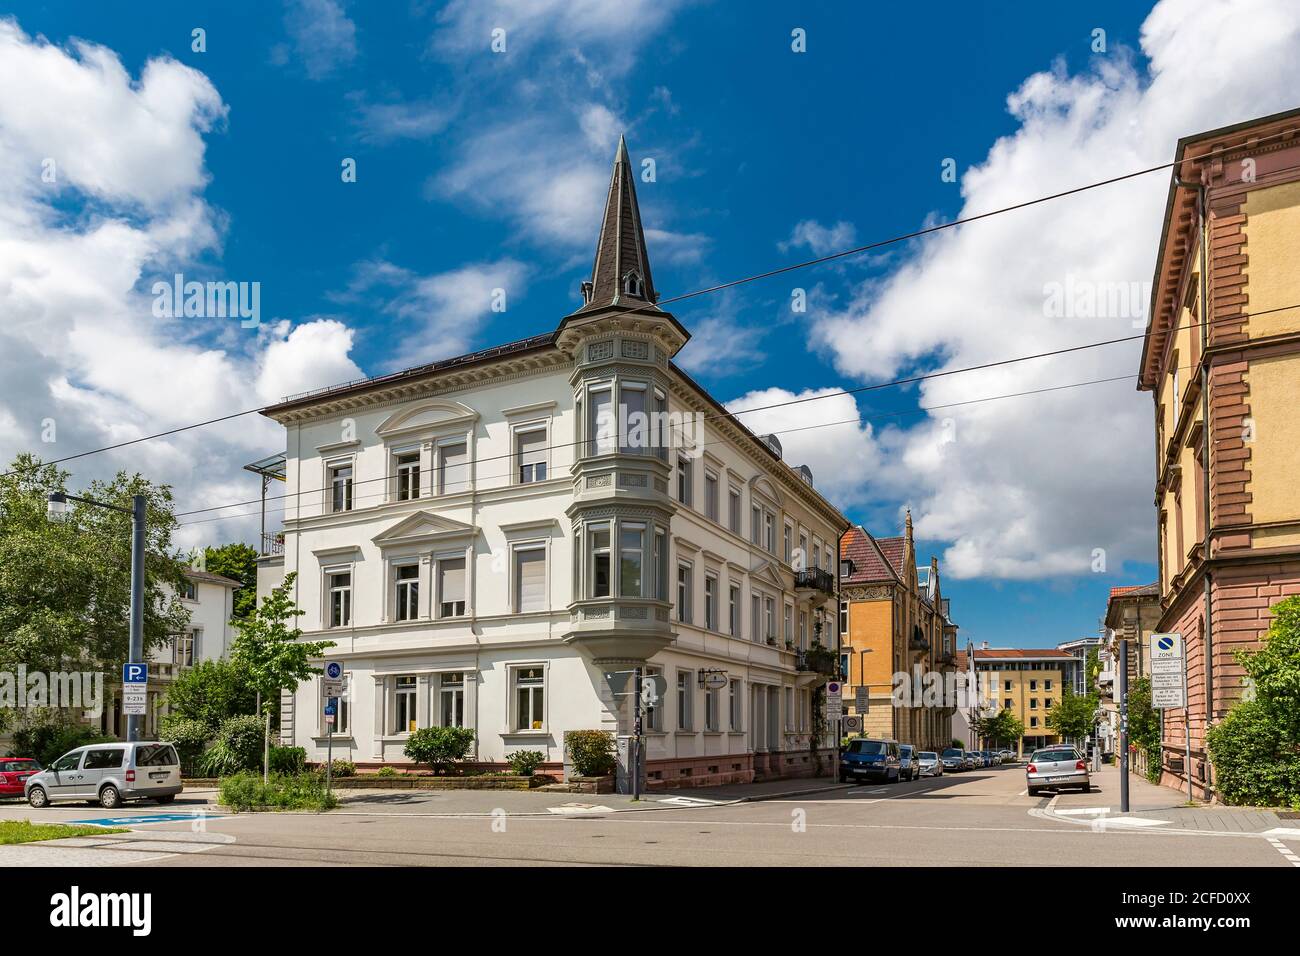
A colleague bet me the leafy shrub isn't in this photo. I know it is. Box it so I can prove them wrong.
[218,771,337,812]
[269,746,306,775]
[159,715,211,776]
[9,711,113,766]
[200,714,264,776]
[1208,700,1300,806]
[376,766,397,777]
[162,659,258,734]
[507,750,546,776]
[564,730,615,777]
[329,759,356,777]
[404,726,475,774]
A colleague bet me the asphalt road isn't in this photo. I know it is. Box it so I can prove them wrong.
[4,763,1291,867]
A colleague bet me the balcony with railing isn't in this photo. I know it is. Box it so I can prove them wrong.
[261,531,285,556]
[793,567,835,606]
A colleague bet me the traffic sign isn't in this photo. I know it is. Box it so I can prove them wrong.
[825,681,843,721]
[122,663,147,684]
[122,686,147,716]
[1149,632,1186,709]
[322,660,345,696]
[854,686,870,713]
[844,714,863,733]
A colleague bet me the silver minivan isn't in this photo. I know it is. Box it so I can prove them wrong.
[25,742,183,809]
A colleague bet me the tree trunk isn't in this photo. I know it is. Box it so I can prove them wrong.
[263,707,271,786]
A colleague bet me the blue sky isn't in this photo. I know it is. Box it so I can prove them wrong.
[4,1,1297,647]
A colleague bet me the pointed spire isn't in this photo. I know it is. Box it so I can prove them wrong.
[578,135,658,312]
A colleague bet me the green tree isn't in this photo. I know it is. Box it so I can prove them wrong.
[1208,596,1300,806]
[973,707,1024,749]
[1046,688,1098,741]
[203,542,259,621]
[0,453,191,689]
[1126,677,1163,782]
[162,659,257,732]
[232,572,333,782]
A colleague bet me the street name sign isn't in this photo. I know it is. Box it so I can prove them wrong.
[1149,632,1186,709]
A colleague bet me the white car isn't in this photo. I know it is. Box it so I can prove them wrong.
[916,751,943,777]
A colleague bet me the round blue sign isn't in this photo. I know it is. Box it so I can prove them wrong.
[325,661,343,679]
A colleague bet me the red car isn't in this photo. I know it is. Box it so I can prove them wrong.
[0,758,43,797]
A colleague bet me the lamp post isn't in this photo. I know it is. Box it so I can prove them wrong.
[48,491,147,742]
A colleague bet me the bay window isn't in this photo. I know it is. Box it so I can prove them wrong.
[589,386,615,455]
[654,530,667,601]
[619,525,644,597]
[619,383,647,453]
[590,524,611,597]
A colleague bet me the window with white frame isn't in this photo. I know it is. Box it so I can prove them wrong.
[394,675,417,734]
[799,609,809,648]
[798,533,808,569]
[729,583,740,635]
[705,684,720,731]
[438,442,469,495]
[784,687,793,730]
[513,666,545,731]
[784,521,793,563]
[172,629,196,667]
[728,487,741,533]
[784,603,793,644]
[812,541,821,570]
[619,525,644,597]
[590,523,611,598]
[328,462,353,513]
[437,557,466,618]
[394,451,421,501]
[704,574,718,630]
[589,386,615,455]
[839,601,849,636]
[515,546,547,612]
[652,388,668,459]
[644,665,664,731]
[328,570,351,628]
[676,670,693,730]
[619,382,648,454]
[798,690,808,732]
[750,505,761,545]
[440,672,465,727]
[676,563,692,624]
[750,593,761,642]
[729,678,742,731]
[764,510,775,553]
[676,455,692,506]
[394,563,420,621]
[180,579,197,601]
[704,471,719,522]
[515,427,548,483]
[764,596,776,641]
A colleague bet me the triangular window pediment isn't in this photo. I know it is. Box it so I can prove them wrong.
[372,510,476,546]
[751,559,786,588]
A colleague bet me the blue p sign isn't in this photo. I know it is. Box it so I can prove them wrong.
[122,663,147,684]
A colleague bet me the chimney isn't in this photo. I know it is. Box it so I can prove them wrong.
[981,641,989,651]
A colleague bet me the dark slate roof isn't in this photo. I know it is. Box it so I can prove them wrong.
[576,135,659,313]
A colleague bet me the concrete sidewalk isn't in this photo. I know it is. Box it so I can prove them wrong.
[1046,763,1294,835]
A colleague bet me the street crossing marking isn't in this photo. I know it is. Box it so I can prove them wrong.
[1267,837,1300,866]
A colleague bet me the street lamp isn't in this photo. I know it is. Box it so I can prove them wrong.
[47,490,148,742]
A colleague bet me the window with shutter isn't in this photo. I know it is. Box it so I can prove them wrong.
[516,429,547,483]
[515,547,546,612]
[439,442,468,494]
[438,558,466,617]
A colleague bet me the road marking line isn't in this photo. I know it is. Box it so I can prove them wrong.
[1053,807,1110,816]
[1261,827,1300,839]
[1267,837,1300,866]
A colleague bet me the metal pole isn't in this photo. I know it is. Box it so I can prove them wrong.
[326,706,334,796]
[1184,655,1193,802]
[127,494,146,743]
[1119,638,1129,813]
[632,665,643,801]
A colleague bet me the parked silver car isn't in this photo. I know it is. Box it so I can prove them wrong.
[26,742,183,809]
[917,751,943,777]
[1026,746,1091,795]
[940,748,965,771]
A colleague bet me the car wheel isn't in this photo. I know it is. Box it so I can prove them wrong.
[1027,786,1040,796]
[1081,783,1091,794]
[27,786,48,809]
[98,785,121,809]
[839,775,848,783]
[155,794,176,804]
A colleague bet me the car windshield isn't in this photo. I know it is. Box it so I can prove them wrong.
[942,749,963,758]
[1033,749,1078,763]
[900,746,912,756]
[0,759,39,771]
[846,740,887,755]
[919,752,937,760]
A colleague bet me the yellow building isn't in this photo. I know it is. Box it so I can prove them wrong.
[837,512,958,750]
[1138,108,1300,798]
[958,647,1074,754]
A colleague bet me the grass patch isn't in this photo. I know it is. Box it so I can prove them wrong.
[218,771,338,812]
[0,820,129,845]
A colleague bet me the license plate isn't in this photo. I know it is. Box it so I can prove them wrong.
[1047,775,1071,782]
[853,767,870,774]
[149,772,169,780]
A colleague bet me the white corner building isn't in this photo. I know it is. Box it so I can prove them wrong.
[255,138,849,788]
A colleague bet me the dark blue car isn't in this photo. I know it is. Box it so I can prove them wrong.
[839,738,901,784]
